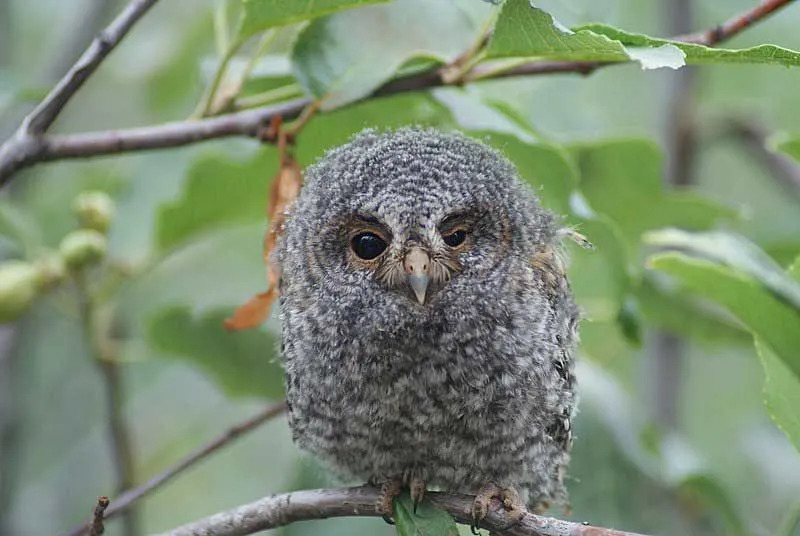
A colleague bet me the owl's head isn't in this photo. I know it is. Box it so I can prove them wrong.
[281,128,554,311]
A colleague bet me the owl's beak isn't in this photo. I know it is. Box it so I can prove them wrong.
[404,247,431,304]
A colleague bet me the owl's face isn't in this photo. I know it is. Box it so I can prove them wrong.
[344,206,484,305]
[281,128,554,317]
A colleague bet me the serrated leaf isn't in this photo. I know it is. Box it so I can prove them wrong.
[488,0,632,62]
[648,252,800,380]
[571,139,736,250]
[644,229,800,311]
[488,0,800,69]
[147,307,284,399]
[239,0,388,40]
[291,0,478,109]
[156,149,278,251]
[756,338,800,452]
[394,493,458,536]
[585,23,800,67]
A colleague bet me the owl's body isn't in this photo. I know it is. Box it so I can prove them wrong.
[277,129,578,510]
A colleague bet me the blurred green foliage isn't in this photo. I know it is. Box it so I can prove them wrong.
[1,1,799,536]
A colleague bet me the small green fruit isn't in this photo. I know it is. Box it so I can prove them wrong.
[0,260,44,322]
[59,229,107,270]
[73,191,115,233]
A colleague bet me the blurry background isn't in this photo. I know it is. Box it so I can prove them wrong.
[1,1,799,535]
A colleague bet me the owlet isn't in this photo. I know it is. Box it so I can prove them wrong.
[277,128,579,524]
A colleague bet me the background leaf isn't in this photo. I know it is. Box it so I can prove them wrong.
[291,0,482,109]
[645,229,800,311]
[648,252,800,379]
[147,307,284,400]
[572,139,736,251]
[156,148,277,251]
[239,0,389,40]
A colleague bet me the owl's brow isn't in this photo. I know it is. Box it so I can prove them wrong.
[438,208,489,232]
[346,213,392,240]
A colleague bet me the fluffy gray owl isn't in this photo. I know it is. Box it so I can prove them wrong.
[277,128,579,525]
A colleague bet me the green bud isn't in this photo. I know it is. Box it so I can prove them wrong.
[73,191,115,233]
[59,229,107,270]
[0,260,44,322]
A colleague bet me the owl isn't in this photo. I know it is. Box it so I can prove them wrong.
[276,128,579,526]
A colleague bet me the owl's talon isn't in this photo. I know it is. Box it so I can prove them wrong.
[409,476,426,513]
[471,483,524,533]
[376,477,403,525]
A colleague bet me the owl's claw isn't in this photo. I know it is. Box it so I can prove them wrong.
[376,477,403,525]
[470,483,524,534]
[409,476,426,513]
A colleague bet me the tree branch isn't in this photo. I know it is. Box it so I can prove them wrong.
[725,117,800,199]
[158,486,650,536]
[676,0,796,45]
[61,400,287,536]
[0,0,796,186]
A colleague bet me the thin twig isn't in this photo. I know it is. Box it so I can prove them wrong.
[725,117,800,199]
[74,274,138,536]
[61,400,287,536]
[677,0,796,45]
[158,486,650,536]
[88,496,110,536]
[0,0,796,186]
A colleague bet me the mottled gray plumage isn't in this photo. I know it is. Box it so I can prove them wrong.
[277,128,579,511]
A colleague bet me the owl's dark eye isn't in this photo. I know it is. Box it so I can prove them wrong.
[351,232,387,260]
[442,229,467,247]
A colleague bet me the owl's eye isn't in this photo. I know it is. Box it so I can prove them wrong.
[351,232,387,260]
[442,229,467,247]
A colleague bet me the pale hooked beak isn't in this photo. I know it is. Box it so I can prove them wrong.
[404,247,431,304]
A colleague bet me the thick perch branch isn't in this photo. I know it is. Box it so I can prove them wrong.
[0,0,796,186]
[159,486,649,536]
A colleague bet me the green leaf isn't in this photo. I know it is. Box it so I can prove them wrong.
[677,474,747,536]
[291,0,478,109]
[648,253,800,380]
[572,139,736,251]
[644,229,800,311]
[633,274,749,346]
[488,0,633,63]
[156,148,278,251]
[567,216,631,322]
[756,338,800,452]
[147,307,284,399]
[469,130,577,214]
[773,134,800,163]
[585,23,800,68]
[488,0,800,69]
[239,0,388,40]
[393,493,458,536]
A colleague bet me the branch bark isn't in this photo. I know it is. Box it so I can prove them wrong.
[0,0,796,186]
[158,486,649,536]
[61,400,287,536]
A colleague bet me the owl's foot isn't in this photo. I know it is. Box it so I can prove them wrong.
[376,478,403,525]
[470,483,524,535]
